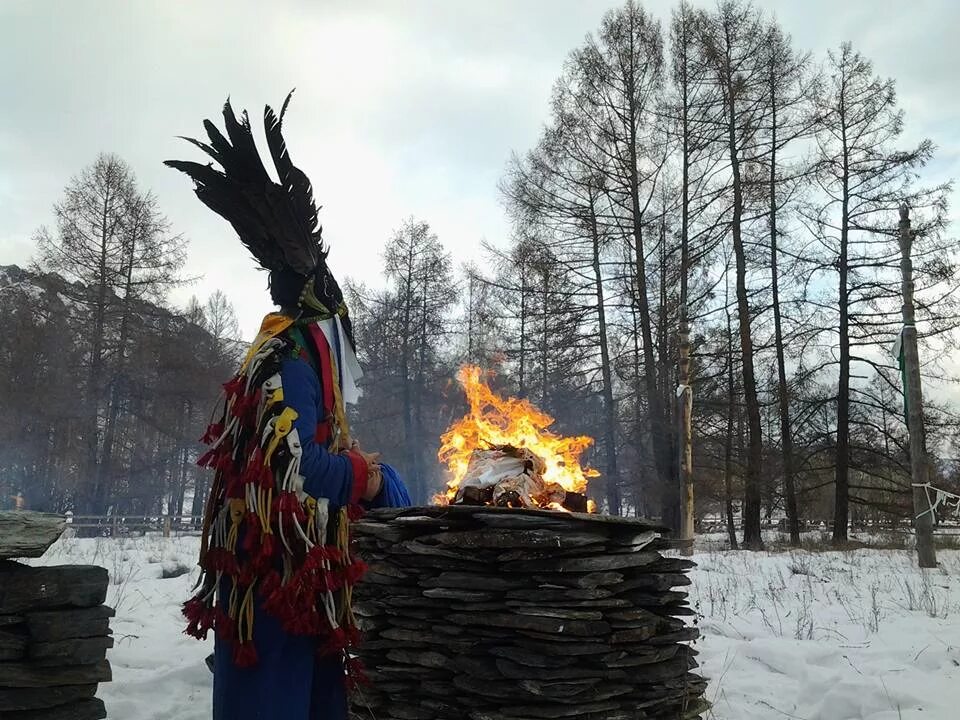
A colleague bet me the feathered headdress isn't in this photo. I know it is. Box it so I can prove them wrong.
[166,92,353,343]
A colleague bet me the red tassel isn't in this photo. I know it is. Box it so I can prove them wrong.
[276,493,307,530]
[240,448,267,488]
[230,394,248,419]
[320,626,347,656]
[220,553,239,577]
[242,513,262,554]
[200,422,224,445]
[197,448,217,469]
[223,375,245,399]
[345,624,362,648]
[277,492,297,513]
[300,545,322,573]
[182,597,216,640]
[344,558,368,586]
[259,464,274,490]
[216,446,236,473]
[262,582,292,619]
[244,388,262,423]
[238,565,255,587]
[259,534,277,563]
[225,470,244,499]
[259,569,281,599]
[215,606,235,642]
[203,548,222,573]
[346,656,370,691]
[347,504,365,522]
[327,572,344,593]
[233,641,258,668]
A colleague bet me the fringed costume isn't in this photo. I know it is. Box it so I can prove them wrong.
[167,93,409,720]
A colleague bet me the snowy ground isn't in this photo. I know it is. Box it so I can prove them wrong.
[26,534,960,720]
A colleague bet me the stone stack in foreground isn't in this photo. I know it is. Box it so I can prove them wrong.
[0,512,112,720]
[350,505,707,720]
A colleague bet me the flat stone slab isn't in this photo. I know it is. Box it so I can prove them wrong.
[25,606,114,642]
[28,636,114,667]
[0,625,28,661]
[0,683,98,712]
[0,659,111,688]
[4,697,106,720]
[0,513,65,560]
[0,563,108,614]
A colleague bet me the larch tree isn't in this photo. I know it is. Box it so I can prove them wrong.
[35,154,185,514]
[697,0,770,548]
[807,42,953,543]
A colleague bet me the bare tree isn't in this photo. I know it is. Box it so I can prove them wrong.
[697,0,769,548]
[806,42,953,543]
[35,154,185,514]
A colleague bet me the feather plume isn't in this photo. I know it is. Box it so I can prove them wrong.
[164,94,324,276]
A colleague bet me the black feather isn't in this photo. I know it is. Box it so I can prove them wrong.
[279,88,295,124]
[165,94,340,295]
[264,91,324,270]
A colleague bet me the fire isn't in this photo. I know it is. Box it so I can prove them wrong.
[436,365,599,505]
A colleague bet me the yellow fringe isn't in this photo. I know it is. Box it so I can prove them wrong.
[335,506,358,628]
[328,350,351,453]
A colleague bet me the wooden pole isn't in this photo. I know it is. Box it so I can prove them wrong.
[678,318,694,555]
[898,204,937,568]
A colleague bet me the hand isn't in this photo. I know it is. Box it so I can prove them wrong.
[356,449,380,468]
[354,448,382,501]
[363,465,383,502]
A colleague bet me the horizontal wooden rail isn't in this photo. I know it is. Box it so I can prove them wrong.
[63,514,204,537]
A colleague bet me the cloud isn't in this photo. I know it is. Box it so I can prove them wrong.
[1,0,958,336]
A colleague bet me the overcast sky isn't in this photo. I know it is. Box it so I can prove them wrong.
[1,0,958,338]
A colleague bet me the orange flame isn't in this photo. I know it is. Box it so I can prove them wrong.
[436,365,599,503]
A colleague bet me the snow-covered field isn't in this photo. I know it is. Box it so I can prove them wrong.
[27,534,960,720]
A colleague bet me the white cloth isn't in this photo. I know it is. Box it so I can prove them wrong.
[315,316,364,405]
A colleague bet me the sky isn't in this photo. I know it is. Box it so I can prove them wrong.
[1,0,958,338]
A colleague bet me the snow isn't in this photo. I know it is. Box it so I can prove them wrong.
[26,534,960,720]
[688,545,960,719]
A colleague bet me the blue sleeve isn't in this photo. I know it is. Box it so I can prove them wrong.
[279,357,353,507]
[364,464,413,509]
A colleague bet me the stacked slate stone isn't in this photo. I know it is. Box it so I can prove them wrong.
[0,512,112,720]
[349,505,708,720]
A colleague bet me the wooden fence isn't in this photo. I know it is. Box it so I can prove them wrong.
[65,514,204,537]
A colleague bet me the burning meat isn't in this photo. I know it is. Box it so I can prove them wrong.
[437,366,598,511]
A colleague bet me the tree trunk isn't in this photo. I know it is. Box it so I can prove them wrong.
[626,106,673,522]
[518,263,527,398]
[724,295,739,550]
[834,136,851,545]
[767,76,800,545]
[589,197,621,515]
[540,274,549,407]
[725,63,763,549]
[898,206,937,568]
[400,242,418,502]
[678,70,695,553]
[95,209,140,516]
[83,190,114,515]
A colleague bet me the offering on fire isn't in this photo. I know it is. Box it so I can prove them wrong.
[437,366,598,511]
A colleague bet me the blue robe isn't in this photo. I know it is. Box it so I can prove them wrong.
[212,356,407,720]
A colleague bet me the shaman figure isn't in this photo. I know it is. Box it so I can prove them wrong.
[167,93,410,720]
